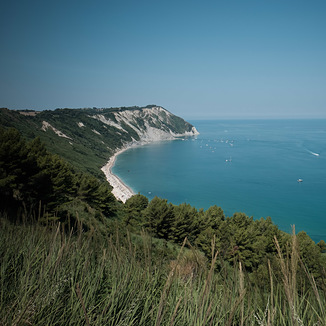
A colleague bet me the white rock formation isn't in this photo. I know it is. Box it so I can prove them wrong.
[92,106,199,144]
[41,121,72,140]
[99,106,199,202]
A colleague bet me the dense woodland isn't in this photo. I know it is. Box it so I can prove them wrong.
[1,127,326,325]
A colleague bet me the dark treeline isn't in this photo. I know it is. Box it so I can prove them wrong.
[124,195,326,285]
[0,127,117,232]
[1,127,325,286]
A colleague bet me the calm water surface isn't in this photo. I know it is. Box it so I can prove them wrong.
[113,120,326,242]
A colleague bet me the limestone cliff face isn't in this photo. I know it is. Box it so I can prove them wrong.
[91,106,199,145]
[0,105,199,179]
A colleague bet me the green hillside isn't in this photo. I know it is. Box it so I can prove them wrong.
[0,106,197,179]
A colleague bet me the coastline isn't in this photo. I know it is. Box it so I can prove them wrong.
[101,128,200,203]
[101,147,135,203]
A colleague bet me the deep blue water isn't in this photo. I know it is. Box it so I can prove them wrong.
[113,120,326,243]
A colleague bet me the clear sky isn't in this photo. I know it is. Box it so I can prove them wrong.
[1,0,326,119]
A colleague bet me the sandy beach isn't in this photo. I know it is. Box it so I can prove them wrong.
[101,147,135,203]
[101,123,199,203]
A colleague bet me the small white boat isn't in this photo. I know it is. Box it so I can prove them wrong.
[297,178,303,182]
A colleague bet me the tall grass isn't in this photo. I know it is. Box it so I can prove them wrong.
[0,218,325,325]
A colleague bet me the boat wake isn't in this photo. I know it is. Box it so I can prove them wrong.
[304,147,320,157]
[308,150,320,157]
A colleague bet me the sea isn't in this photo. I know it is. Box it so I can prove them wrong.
[112,120,326,243]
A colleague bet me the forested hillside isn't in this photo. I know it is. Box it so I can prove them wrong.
[0,106,198,179]
[0,127,118,232]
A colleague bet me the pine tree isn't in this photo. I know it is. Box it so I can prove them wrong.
[170,203,199,244]
[143,197,174,240]
[124,194,148,228]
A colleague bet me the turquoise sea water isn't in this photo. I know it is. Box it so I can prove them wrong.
[113,120,326,243]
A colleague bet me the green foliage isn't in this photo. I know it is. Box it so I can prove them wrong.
[123,193,148,229]
[0,128,118,226]
[75,173,116,217]
[297,231,324,278]
[127,195,325,286]
[317,239,326,253]
[0,128,45,213]
[194,206,225,256]
[0,128,26,192]
[1,218,326,325]
[143,196,175,240]
[170,203,199,244]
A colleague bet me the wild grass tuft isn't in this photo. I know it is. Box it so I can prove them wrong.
[1,218,325,325]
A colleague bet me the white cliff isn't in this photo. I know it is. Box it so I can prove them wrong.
[98,106,199,203]
[92,106,199,144]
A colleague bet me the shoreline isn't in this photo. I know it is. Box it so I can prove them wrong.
[101,130,200,203]
[101,147,135,203]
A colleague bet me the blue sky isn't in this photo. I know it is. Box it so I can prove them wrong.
[1,0,326,119]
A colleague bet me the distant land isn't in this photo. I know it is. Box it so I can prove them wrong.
[0,105,199,187]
